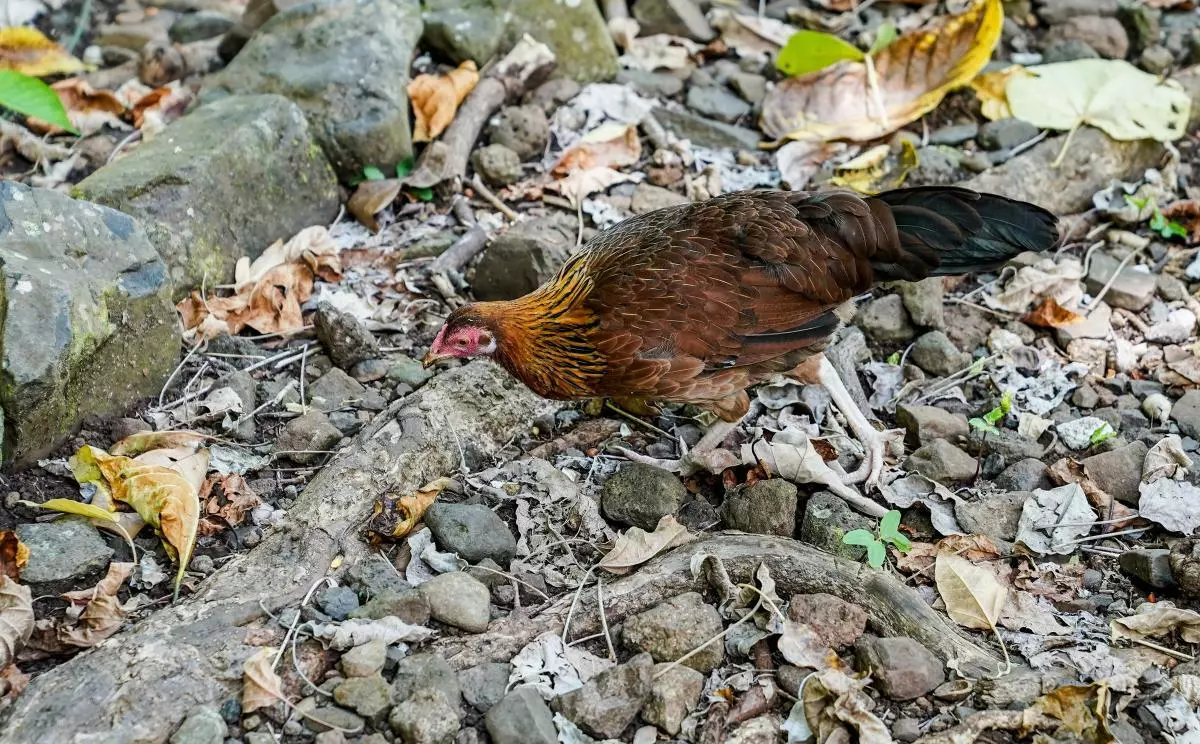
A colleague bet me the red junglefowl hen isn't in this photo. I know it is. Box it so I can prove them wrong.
[424,187,1058,489]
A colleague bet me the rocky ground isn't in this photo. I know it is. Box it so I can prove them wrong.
[1,0,1200,743]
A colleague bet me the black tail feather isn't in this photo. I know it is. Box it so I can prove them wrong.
[869,186,1059,279]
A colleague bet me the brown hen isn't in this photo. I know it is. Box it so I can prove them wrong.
[424,187,1058,488]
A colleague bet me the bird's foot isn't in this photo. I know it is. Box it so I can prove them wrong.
[839,427,904,491]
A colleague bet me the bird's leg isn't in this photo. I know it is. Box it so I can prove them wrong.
[817,356,889,489]
[687,419,740,457]
[616,418,741,474]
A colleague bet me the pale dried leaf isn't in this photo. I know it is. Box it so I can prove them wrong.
[935,553,1007,631]
[1143,434,1191,483]
[1014,484,1096,555]
[308,616,435,651]
[598,515,694,575]
[242,647,285,713]
[0,577,32,668]
[1138,479,1200,535]
[778,621,834,669]
[1111,606,1200,644]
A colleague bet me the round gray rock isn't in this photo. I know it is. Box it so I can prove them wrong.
[16,519,114,594]
[622,592,724,673]
[722,479,797,536]
[424,502,517,565]
[418,572,491,632]
[602,463,687,531]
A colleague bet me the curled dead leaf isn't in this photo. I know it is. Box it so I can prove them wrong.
[800,667,891,744]
[553,123,642,174]
[0,577,33,668]
[934,553,1007,632]
[365,477,454,543]
[970,64,1030,121]
[242,647,285,713]
[110,430,208,457]
[0,533,27,582]
[1111,606,1200,644]
[550,166,640,206]
[29,562,138,650]
[347,178,402,232]
[1024,297,1085,329]
[25,78,127,136]
[598,515,694,575]
[761,0,1001,143]
[408,60,479,142]
[0,27,86,77]
[199,474,262,536]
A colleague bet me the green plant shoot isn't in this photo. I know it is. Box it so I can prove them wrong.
[842,509,910,569]
[0,70,75,133]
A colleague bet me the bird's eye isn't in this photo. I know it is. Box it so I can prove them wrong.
[456,338,469,347]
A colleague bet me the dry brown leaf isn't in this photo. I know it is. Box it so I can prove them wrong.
[127,81,193,134]
[199,474,262,536]
[934,553,1007,631]
[36,562,138,649]
[1029,684,1113,744]
[1025,297,1085,329]
[110,430,208,457]
[408,60,478,142]
[777,620,836,670]
[553,123,642,175]
[242,647,285,713]
[0,27,86,77]
[1112,607,1200,644]
[1162,200,1200,244]
[24,78,127,136]
[0,577,33,668]
[365,477,453,543]
[0,533,27,582]
[0,663,30,701]
[347,179,402,232]
[598,515,694,575]
[801,667,891,744]
[550,166,639,206]
[1012,558,1084,602]
[235,226,341,288]
[761,0,1001,142]
[894,534,1000,575]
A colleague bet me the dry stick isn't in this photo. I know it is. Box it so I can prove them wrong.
[429,225,490,275]
[470,175,518,221]
[156,346,309,412]
[596,576,617,661]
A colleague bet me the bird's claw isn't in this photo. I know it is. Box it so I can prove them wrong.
[839,427,904,492]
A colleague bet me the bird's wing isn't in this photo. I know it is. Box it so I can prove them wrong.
[576,189,891,397]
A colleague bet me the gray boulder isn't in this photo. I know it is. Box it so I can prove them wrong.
[0,184,179,465]
[422,0,509,65]
[201,0,423,179]
[16,519,114,594]
[505,0,618,83]
[74,95,338,293]
[472,213,576,300]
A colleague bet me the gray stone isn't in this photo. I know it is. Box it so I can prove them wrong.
[1080,441,1148,505]
[622,593,724,673]
[906,439,978,486]
[418,572,491,632]
[994,458,1052,491]
[459,662,510,713]
[16,519,114,594]
[1038,0,1117,26]
[307,367,381,412]
[424,502,517,565]
[320,585,360,620]
[276,411,341,464]
[344,556,412,599]
[1119,548,1176,589]
[1045,16,1130,59]
[553,653,653,739]
[910,331,970,377]
[393,653,462,706]
[504,0,618,83]
[786,594,868,649]
[928,122,978,146]
[799,490,873,560]
[653,106,761,150]
[0,184,180,465]
[422,0,507,66]
[472,212,575,301]
[487,105,549,161]
[525,77,581,113]
[602,462,687,531]
[385,355,432,389]
[314,303,378,370]
[349,588,430,625]
[976,664,1075,707]
[978,118,1040,150]
[908,146,963,186]
[1140,44,1175,74]
[1055,302,1112,344]
[967,428,1045,462]
[897,277,945,328]
[389,688,460,743]
[642,664,703,735]
[75,95,337,293]
[333,674,391,720]
[1084,252,1156,311]
[722,479,797,536]
[1042,39,1101,63]
[1171,390,1200,438]
[200,0,423,179]
[896,405,969,446]
[340,639,386,677]
[730,72,767,105]
[485,687,557,744]
[893,717,922,742]
[170,705,227,744]
[169,10,235,42]
[472,144,523,186]
[633,0,713,41]
[217,370,257,440]
[854,636,945,701]
[631,183,688,214]
[954,492,1026,541]
[685,86,750,123]
[854,294,915,343]
[616,69,684,98]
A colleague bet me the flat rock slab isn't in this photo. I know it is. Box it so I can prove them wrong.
[0,183,179,465]
[74,94,338,294]
[202,0,423,179]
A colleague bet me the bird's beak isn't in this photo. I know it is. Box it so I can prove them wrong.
[421,350,444,369]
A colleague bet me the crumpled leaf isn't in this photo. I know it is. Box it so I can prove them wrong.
[553,122,642,174]
[611,21,699,72]
[308,615,435,651]
[894,534,1000,575]
[509,630,614,699]
[125,80,193,135]
[999,590,1072,635]
[365,477,453,543]
[935,553,1007,632]
[710,9,794,62]
[1007,59,1190,147]
[828,141,918,194]
[1138,479,1200,535]
[0,27,86,76]
[778,621,835,670]
[761,0,1001,142]
[44,562,135,649]
[199,474,262,535]
[1111,606,1200,644]
[1143,434,1190,483]
[0,577,32,668]
[985,257,1084,313]
[404,527,463,585]
[550,166,641,206]
[597,515,694,575]
[242,647,285,713]
[1024,297,1084,329]
[0,533,27,582]
[111,430,207,457]
[801,667,892,744]
[26,78,127,136]
[235,226,341,289]
[742,427,840,488]
[1014,484,1096,555]
[776,140,847,190]
[970,64,1031,120]
[408,60,478,142]
[1029,684,1114,744]
[1144,692,1200,743]
[347,178,401,233]
[878,474,961,536]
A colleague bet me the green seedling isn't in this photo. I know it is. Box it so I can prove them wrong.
[843,510,912,569]
[886,351,901,365]
[1125,195,1188,240]
[362,165,386,181]
[969,389,1013,434]
[1089,422,1117,445]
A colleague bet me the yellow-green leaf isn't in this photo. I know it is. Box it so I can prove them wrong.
[776,30,864,78]
[109,430,208,457]
[20,498,141,560]
[0,27,86,77]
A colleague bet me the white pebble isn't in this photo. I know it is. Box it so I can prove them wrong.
[1057,417,1115,450]
[1144,309,1197,344]
[987,328,1023,354]
[1143,393,1172,425]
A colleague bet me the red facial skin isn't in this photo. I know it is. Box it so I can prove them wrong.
[422,324,496,367]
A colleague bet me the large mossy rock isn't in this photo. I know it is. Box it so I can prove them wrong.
[0,183,180,466]
[201,0,423,179]
[505,0,618,83]
[74,94,338,294]
[422,0,510,66]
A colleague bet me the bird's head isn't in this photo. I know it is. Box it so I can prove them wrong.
[422,306,499,368]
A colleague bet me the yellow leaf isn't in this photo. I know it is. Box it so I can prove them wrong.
[970,64,1029,121]
[760,0,1002,143]
[110,430,208,457]
[934,553,1007,631]
[408,60,479,142]
[0,27,86,77]
[365,477,454,543]
[242,647,285,713]
[19,498,141,559]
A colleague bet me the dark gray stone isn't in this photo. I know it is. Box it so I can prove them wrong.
[504,0,618,83]
[910,331,970,377]
[472,212,575,301]
[487,105,549,161]
[896,404,969,446]
[333,674,391,720]
[348,588,430,625]
[642,663,703,736]
[392,653,462,706]
[486,687,557,744]
[1084,252,1156,311]
[1042,39,1101,62]
[623,593,724,673]
[169,11,235,43]
[424,502,517,565]
[276,411,342,464]
[1119,548,1176,589]
[602,462,687,531]
[1080,441,1148,505]
[314,303,379,370]
[1171,390,1200,438]
[472,144,523,186]
[319,585,359,620]
[422,0,507,66]
[977,118,1040,150]
[685,86,750,123]
[854,636,945,701]
[799,490,873,560]
[553,653,653,739]
[653,107,761,150]
[954,492,1027,541]
[633,0,713,41]
[722,479,797,536]
[928,122,978,146]
[616,69,684,98]
[854,294,915,343]
[1045,15,1130,59]
[905,439,978,486]
[388,688,460,743]
[994,458,1053,491]
[16,519,114,594]
[459,662,510,712]
[169,706,226,744]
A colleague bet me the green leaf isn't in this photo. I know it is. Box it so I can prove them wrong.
[1124,194,1150,211]
[879,509,901,536]
[396,157,415,178]
[1161,220,1189,239]
[776,30,864,78]
[842,529,878,547]
[882,532,912,552]
[363,165,386,181]
[886,351,901,365]
[866,541,887,569]
[410,185,434,202]
[867,22,898,56]
[0,70,75,133]
[969,417,999,433]
[1089,423,1117,445]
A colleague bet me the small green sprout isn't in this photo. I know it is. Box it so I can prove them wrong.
[969,389,1014,434]
[362,165,386,181]
[843,510,911,569]
[1125,195,1188,240]
[1089,422,1117,445]
[886,351,901,365]
[396,157,415,178]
